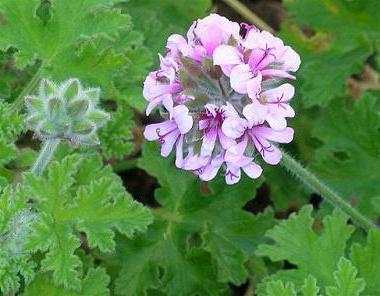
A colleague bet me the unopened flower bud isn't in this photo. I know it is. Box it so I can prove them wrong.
[25,78,110,146]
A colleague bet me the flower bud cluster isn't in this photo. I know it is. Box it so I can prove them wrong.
[25,78,110,146]
[143,14,301,184]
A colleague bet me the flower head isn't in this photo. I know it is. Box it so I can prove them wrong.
[143,14,300,184]
[25,78,110,146]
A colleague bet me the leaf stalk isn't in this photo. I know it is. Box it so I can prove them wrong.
[220,0,274,33]
[11,65,43,112]
[280,149,377,232]
[31,138,60,176]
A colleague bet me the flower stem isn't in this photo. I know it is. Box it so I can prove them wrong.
[220,0,274,33]
[11,65,43,112]
[280,149,377,232]
[31,139,61,176]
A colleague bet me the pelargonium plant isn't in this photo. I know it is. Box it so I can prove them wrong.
[143,14,300,184]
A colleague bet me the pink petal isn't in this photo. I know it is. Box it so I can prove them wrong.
[278,46,301,72]
[256,126,294,143]
[221,64,237,76]
[223,102,240,118]
[213,45,243,66]
[225,163,241,185]
[242,162,263,179]
[218,128,236,150]
[242,29,261,49]
[175,135,184,168]
[195,14,241,42]
[248,48,275,70]
[252,135,282,165]
[161,130,180,157]
[178,42,207,62]
[230,64,254,94]
[173,105,193,134]
[167,34,187,52]
[265,114,287,130]
[246,72,263,98]
[260,69,296,80]
[146,97,162,116]
[143,121,176,141]
[200,155,224,181]
[182,150,210,171]
[242,101,267,126]
[162,95,174,116]
[263,83,295,102]
[273,104,295,118]
[201,127,218,156]
[222,117,247,139]
[198,26,224,55]
[143,73,169,101]
[225,134,248,163]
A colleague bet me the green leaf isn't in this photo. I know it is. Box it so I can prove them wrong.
[112,142,275,295]
[98,102,135,160]
[285,0,380,39]
[326,258,366,296]
[118,46,152,112]
[25,268,110,296]
[351,230,380,295]
[0,0,151,101]
[0,186,36,294]
[47,40,128,97]
[23,154,152,290]
[261,259,365,296]
[0,100,24,142]
[0,140,17,167]
[256,206,354,289]
[281,0,380,107]
[311,92,380,216]
[265,280,296,296]
[0,49,23,100]
[121,0,211,57]
[301,276,320,296]
[0,0,127,68]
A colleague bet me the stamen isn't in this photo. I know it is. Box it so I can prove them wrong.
[156,127,177,144]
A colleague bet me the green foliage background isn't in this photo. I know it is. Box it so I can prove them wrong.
[0,0,379,295]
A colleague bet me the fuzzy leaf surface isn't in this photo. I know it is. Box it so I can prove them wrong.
[311,93,380,216]
[25,268,110,296]
[281,0,380,107]
[122,0,211,56]
[23,154,152,290]
[0,186,36,294]
[256,206,354,290]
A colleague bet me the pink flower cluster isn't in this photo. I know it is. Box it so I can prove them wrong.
[143,14,300,184]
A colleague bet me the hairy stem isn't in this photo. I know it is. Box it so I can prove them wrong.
[31,139,61,176]
[220,0,274,33]
[11,65,43,112]
[280,149,377,232]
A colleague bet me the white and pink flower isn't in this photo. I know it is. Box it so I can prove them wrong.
[144,105,193,167]
[143,14,300,184]
[213,28,300,98]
